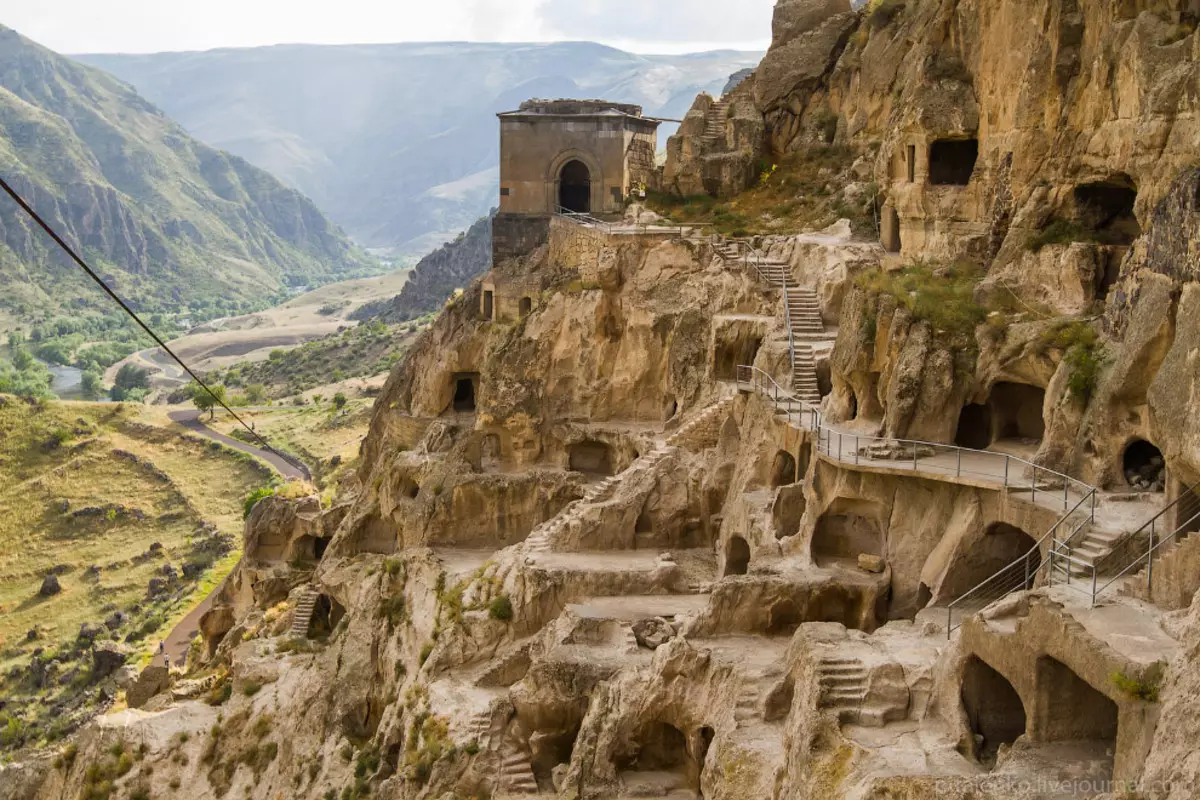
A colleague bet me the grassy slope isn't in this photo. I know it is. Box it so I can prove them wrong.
[0,397,274,748]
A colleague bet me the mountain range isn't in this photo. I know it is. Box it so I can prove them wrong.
[0,25,373,330]
[79,43,763,255]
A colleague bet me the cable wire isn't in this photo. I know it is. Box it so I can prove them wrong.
[0,172,302,473]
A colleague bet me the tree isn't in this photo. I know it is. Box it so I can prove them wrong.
[190,383,227,419]
[80,370,103,401]
[333,392,348,412]
[244,384,267,405]
[311,394,323,406]
[113,363,150,391]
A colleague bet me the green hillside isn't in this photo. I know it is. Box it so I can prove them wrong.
[0,25,378,347]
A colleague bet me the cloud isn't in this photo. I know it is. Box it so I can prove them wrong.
[6,0,774,54]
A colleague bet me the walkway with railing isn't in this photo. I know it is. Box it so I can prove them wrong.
[554,208,713,239]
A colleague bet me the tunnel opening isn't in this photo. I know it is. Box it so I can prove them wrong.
[483,290,495,320]
[568,440,614,476]
[309,594,346,639]
[940,523,1040,599]
[812,511,883,567]
[725,536,751,576]
[771,450,797,488]
[519,296,533,317]
[772,484,806,541]
[1074,178,1140,246]
[1035,657,1118,751]
[766,599,803,636]
[1123,438,1165,492]
[929,139,979,186]
[531,723,582,790]
[954,403,993,449]
[714,335,763,381]
[616,721,697,790]
[452,373,479,413]
[962,656,1026,766]
[313,536,331,560]
[559,160,592,214]
[989,382,1045,443]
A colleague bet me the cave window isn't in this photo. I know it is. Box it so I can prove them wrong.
[989,382,1045,442]
[882,205,901,253]
[559,160,592,214]
[452,373,479,413]
[940,522,1040,598]
[725,536,750,576]
[770,450,797,488]
[906,144,916,182]
[483,290,495,320]
[519,296,533,317]
[714,335,763,381]
[568,440,614,476]
[928,139,979,186]
[313,536,331,560]
[812,511,883,567]
[954,403,993,449]
[1123,439,1164,492]
[1034,657,1118,753]
[1074,178,1140,246]
[961,656,1026,766]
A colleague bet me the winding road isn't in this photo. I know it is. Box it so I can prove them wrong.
[151,409,310,670]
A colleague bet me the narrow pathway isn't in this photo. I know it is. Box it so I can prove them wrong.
[168,408,309,480]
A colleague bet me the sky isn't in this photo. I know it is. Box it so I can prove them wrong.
[8,0,777,55]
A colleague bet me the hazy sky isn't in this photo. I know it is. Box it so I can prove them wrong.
[9,0,776,55]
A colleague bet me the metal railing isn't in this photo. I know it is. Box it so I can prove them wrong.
[553,208,712,240]
[1045,484,1200,606]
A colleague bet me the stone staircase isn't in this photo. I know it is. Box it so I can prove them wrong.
[816,656,868,723]
[701,100,728,146]
[734,683,761,725]
[786,287,824,338]
[465,710,493,746]
[1121,530,1200,605]
[792,344,821,407]
[290,587,319,638]
[499,740,539,794]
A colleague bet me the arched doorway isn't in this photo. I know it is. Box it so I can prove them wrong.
[1123,439,1164,491]
[725,536,750,576]
[940,522,1040,598]
[961,656,1025,765]
[559,160,592,213]
[770,450,797,487]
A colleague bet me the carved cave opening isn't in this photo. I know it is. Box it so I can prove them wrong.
[1074,179,1140,246]
[616,721,698,792]
[929,139,979,186]
[771,450,797,488]
[812,511,883,567]
[714,334,763,381]
[882,205,901,253]
[519,296,533,317]
[954,403,992,450]
[559,159,592,214]
[483,290,495,320]
[1123,438,1164,492]
[989,382,1045,443]
[940,522,1039,600]
[309,594,346,639]
[962,656,1026,766]
[568,440,614,476]
[725,536,751,576]
[1034,657,1118,752]
[772,484,806,541]
[452,373,479,413]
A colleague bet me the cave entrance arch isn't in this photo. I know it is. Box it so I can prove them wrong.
[308,594,346,639]
[989,382,1045,442]
[725,536,750,576]
[1123,438,1164,492]
[568,440,613,476]
[616,721,698,792]
[770,450,797,487]
[714,335,762,381]
[452,373,479,413]
[954,403,992,449]
[559,160,592,214]
[812,511,883,567]
[929,139,979,186]
[961,656,1026,765]
[1074,178,1140,246]
[1034,657,1118,749]
[940,523,1040,599]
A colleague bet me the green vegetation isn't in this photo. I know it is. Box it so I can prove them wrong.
[1027,218,1101,252]
[488,596,514,622]
[1111,664,1164,702]
[243,485,278,519]
[855,260,987,343]
[110,363,150,402]
[190,382,228,419]
[208,319,421,401]
[1039,321,1106,403]
[646,145,873,237]
[0,333,55,399]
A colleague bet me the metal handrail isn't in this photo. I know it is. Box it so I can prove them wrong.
[1091,487,1200,598]
[554,208,713,240]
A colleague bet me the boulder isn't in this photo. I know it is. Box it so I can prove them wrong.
[92,642,130,678]
[858,554,886,574]
[146,577,169,597]
[127,665,170,709]
[632,617,675,650]
[38,575,61,597]
[77,622,104,643]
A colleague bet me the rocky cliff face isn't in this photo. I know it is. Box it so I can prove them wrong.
[14,2,1200,800]
[352,213,495,324]
[0,26,373,326]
